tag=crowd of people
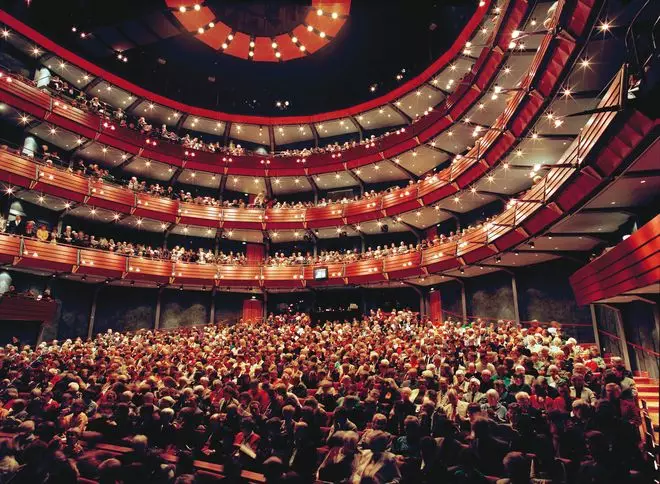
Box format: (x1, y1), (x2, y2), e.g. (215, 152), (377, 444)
(0, 309), (650, 483)
(46, 75), (434, 161)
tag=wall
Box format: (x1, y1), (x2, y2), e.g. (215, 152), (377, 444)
(620, 301), (659, 378)
(465, 271), (514, 321)
(160, 289), (211, 329)
(94, 286), (156, 335)
(0, 271), (94, 342)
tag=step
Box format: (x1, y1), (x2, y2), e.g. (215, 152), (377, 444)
(633, 377), (656, 385)
(636, 383), (659, 390)
(634, 371), (649, 378)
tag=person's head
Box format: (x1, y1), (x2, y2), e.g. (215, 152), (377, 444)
(486, 388), (499, 407)
(605, 382), (621, 401)
(572, 399), (590, 420)
(366, 430), (390, 453)
(503, 451), (532, 481)
(515, 391), (530, 409)
(371, 413), (388, 431)
(571, 373), (585, 388)
(131, 434), (148, 454)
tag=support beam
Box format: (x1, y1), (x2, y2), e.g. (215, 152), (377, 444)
(87, 284), (102, 340)
(217, 173), (228, 202)
(70, 138), (95, 156)
(425, 82), (450, 97)
(309, 124), (320, 149)
(83, 77), (104, 95)
(605, 303), (632, 371)
(578, 207), (637, 217)
(590, 304), (601, 350)
(222, 122), (231, 147)
(388, 103), (412, 125)
(433, 207), (462, 229)
(110, 154), (136, 173)
(427, 143), (457, 158)
(264, 177), (273, 200)
(398, 220), (422, 242)
(345, 169), (365, 195)
(169, 166), (185, 185)
(348, 116), (363, 142)
(174, 113), (188, 134)
(306, 175), (319, 204)
(476, 190), (508, 203)
(391, 160), (419, 182)
(268, 126), (275, 153)
(125, 96), (143, 113)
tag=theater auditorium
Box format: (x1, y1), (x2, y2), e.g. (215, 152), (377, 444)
(0, 0), (658, 482)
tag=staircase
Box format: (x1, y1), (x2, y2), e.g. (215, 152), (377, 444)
(634, 372), (659, 441)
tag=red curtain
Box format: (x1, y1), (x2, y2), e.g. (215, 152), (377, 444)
(245, 243), (264, 264)
(429, 290), (442, 323)
(242, 299), (262, 323)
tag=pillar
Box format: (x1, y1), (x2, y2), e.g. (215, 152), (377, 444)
(611, 304), (632, 371)
(429, 290), (442, 323)
(154, 287), (164, 329)
(87, 285), (102, 339)
(209, 287), (216, 325)
(459, 281), (468, 323)
(511, 272), (520, 325)
(590, 304), (601, 350)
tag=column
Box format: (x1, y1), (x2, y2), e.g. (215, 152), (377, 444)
(590, 304), (601, 350)
(154, 287), (164, 329)
(511, 272), (520, 325)
(429, 290), (443, 323)
(87, 285), (102, 339)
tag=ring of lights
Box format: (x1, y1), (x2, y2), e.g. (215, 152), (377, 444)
(167, 1), (351, 62)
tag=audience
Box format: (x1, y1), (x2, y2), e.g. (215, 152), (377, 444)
(0, 309), (648, 483)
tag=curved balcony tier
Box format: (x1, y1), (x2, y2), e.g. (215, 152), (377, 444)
(2, 72), (653, 290)
(0, 1), (531, 175)
(0, 0), (598, 231)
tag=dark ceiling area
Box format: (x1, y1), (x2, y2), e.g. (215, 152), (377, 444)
(2, 0), (477, 115)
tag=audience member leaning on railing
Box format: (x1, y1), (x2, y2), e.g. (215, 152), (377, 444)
(0, 308), (649, 483)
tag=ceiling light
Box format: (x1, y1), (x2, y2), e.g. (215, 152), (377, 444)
(193, 4), (201, 11)
(198, 27), (204, 34)
(179, 6), (186, 12)
(580, 58), (590, 68)
(291, 36), (297, 43)
(271, 42), (277, 48)
(275, 52), (281, 58)
(307, 25), (313, 32)
(332, 12), (338, 19)
(249, 51), (254, 57)
(249, 41), (255, 47)
(221, 43), (228, 49)
(317, 8), (323, 15)
(299, 45), (306, 51)
(599, 22), (610, 32)
(511, 30), (521, 38)
(32, 47), (41, 56)
(319, 31), (326, 38)
(227, 34), (234, 40)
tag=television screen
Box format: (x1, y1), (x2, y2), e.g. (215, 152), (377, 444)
(313, 267), (328, 280)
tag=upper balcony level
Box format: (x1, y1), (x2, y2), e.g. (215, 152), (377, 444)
(0, 0), (544, 176)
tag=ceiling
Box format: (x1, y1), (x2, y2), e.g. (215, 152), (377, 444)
(3, 0), (478, 115)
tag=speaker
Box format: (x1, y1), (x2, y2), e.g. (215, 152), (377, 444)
(381, 224), (389, 233)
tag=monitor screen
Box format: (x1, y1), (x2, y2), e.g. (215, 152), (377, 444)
(313, 267), (328, 280)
